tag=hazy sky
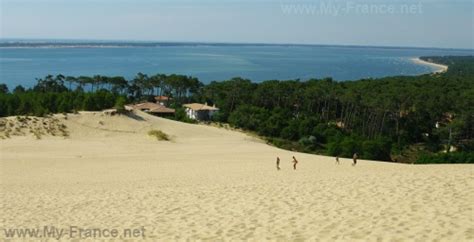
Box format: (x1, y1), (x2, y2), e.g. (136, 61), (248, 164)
(0, 0), (472, 49)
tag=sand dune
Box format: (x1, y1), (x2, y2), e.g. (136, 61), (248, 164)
(1, 111), (473, 241)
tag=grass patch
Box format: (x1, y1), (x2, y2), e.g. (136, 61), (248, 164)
(148, 130), (170, 141)
(0, 117), (69, 139)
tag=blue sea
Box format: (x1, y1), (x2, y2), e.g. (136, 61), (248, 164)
(0, 42), (472, 88)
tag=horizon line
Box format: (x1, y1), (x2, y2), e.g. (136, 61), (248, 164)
(1, 37), (473, 51)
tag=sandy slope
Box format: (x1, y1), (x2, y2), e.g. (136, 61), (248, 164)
(1, 111), (473, 241)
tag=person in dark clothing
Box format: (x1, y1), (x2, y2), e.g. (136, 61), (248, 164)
(352, 153), (358, 166)
(292, 156), (298, 170)
(335, 156), (340, 165)
(276, 157), (281, 170)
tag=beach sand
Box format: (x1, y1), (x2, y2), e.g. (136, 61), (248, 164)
(1, 112), (473, 241)
(412, 57), (449, 74)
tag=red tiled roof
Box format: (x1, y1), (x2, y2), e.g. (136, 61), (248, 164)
(131, 102), (175, 113)
(155, 96), (172, 101)
(183, 103), (219, 111)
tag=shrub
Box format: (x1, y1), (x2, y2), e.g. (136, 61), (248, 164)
(114, 96), (128, 114)
(415, 152), (474, 164)
(267, 137), (306, 152)
(148, 130), (170, 141)
(340, 136), (361, 157)
(327, 140), (342, 156)
(299, 135), (318, 150)
(361, 137), (392, 161)
(280, 120), (300, 141)
(228, 105), (269, 130)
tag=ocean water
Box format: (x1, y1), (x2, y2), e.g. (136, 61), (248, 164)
(0, 44), (472, 88)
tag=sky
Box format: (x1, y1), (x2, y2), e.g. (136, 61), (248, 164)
(0, 0), (473, 49)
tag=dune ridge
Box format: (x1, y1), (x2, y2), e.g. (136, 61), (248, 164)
(1, 111), (473, 241)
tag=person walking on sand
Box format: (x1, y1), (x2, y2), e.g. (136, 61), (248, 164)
(335, 156), (340, 165)
(292, 156), (298, 170)
(276, 157), (281, 170)
(352, 153), (358, 166)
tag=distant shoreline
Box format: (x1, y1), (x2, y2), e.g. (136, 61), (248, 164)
(412, 57), (449, 74)
(1, 40), (473, 52)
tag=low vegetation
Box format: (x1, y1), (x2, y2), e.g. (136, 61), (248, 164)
(0, 116), (69, 139)
(148, 130), (170, 141)
(415, 152), (474, 164)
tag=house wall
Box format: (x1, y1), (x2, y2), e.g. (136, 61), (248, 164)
(209, 110), (217, 119)
(185, 108), (197, 120)
(185, 108), (218, 121)
(196, 111), (210, 120)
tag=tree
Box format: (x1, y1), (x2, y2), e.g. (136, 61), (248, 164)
(33, 75), (68, 92)
(13, 85), (26, 94)
(0, 84), (9, 94)
(82, 95), (96, 111)
(65, 76), (76, 90)
(362, 137), (392, 161)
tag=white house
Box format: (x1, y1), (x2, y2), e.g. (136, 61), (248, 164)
(183, 103), (219, 121)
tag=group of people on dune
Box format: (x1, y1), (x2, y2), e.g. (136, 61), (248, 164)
(335, 153), (358, 166)
(276, 153), (358, 171)
(275, 156), (298, 171)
